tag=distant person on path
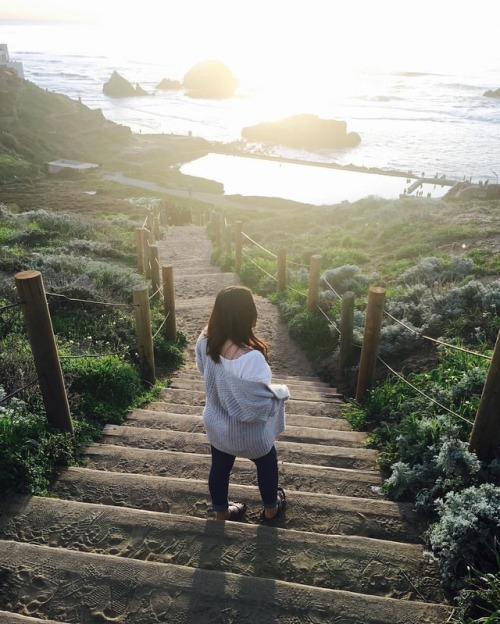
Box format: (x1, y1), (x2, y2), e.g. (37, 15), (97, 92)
(195, 286), (289, 522)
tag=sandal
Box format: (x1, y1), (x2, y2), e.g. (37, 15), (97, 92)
(227, 501), (247, 521)
(260, 487), (286, 523)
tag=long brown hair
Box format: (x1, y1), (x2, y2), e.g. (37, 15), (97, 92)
(205, 286), (268, 363)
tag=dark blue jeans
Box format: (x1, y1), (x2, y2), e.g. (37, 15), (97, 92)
(209, 445), (279, 512)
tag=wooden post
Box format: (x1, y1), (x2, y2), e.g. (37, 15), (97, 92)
(154, 215), (161, 241)
(147, 211), (155, 243)
(469, 329), (500, 461)
(162, 265), (177, 341)
(135, 227), (144, 273)
(141, 228), (151, 279)
(277, 249), (287, 293)
(150, 245), (161, 302)
(235, 221), (243, 272)
(14, 270), (73, 435)
(212, 212), (222, 246)
(307, 255), (322, 313)
(133, 285), (156, 385)
(355, 286), (386, 402)
(224, 221), (232, 252)
(339, 291), (355, 372)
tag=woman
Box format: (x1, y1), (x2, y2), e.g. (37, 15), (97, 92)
(195, 286), (289, 522)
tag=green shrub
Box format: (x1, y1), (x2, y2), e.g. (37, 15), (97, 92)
(0, 392), (76, 495)
(62, 355), (143, 424)
(426, 484), (500, 591)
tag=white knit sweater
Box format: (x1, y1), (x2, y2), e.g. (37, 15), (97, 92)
(195, 334), (289, 459)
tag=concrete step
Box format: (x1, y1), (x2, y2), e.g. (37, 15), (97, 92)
(81, 443), (383, 498)
(124, 411), (368, 447)
(101, 425), (378, 470)
(160, 387), (344, 417)
(0, 496), (445, 603)
(52, 467), (427, 543)
(0, 541), (452, 624)
(130, 406), (353, 431)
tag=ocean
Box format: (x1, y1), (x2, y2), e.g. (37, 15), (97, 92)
(1, 20), (499, 204)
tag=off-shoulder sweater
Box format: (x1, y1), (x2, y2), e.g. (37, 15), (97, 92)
(195, 334), (289, 459)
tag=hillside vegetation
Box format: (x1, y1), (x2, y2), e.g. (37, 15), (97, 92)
(0, 66), (499, 622)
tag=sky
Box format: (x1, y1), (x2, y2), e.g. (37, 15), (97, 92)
(1, 0), (500, 79)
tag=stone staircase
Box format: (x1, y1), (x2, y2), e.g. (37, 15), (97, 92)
(0, 225), (453, 623)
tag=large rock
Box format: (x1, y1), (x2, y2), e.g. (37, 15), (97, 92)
(156, 78), (182, 90)
(484, 88), (500, 98)
(241, 114), (361, 150)
(183, 60), (238, 99)
(103, 71), (149, 98)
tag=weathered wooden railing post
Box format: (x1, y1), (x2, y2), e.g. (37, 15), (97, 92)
(150, 245), (161, 302)
(141, 228), (151, 279)
(224, 220), (232, 252)
(147, 210), (155, 243)
(15, 270), (73, 435)
(133, 285), (156, 385)
(212, 212), (222, 246)
(162, 265), (177, 341)
(339, 291), (355, 372)
(469, 329), (500, 462)
(355, 286), (386, 402)
(135, 227), (145, 273)
(277, 249), (287, 293)
(235, 221), (243, 273)
(307, 255), (322, 313)
(154, 214), (161, 241)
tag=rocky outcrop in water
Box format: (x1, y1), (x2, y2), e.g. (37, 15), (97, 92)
(103, 71), (149, 98)
(156, 78), (182, 90)
(484, 87), (500, 98)
(183, 60), (238, 99)
(241, 114), (361, 150)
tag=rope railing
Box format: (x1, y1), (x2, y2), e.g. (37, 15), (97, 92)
(230, 218), (497, 452)
(241, 232), (277, 258)
(0, 378), (39, 406)
(0, 301), (22, 312)
(46, 292), (133, 308)
(383, 309), (491, 361)
(376, 355), (474, 425)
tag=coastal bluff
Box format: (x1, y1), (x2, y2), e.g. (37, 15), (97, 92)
(242, 113), (361, 150)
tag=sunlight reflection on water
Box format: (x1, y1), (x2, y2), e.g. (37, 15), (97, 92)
(180, 154), (451, 205)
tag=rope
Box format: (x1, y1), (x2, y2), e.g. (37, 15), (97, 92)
(46, 293), (133, 308)
(59, 346), (135, 360)
(287, 258), (309, 268)
(241, 232), (277, 258)
(242, 252), (277, 282)
(0, 301), (22, 312)
(315, 303), (341, 335)
(383, 310), (491, 361)
(285, 284), (308, 298)
(321, 276), (342, 300)
(149, 286), (162, 301)
(376, 355), (474, 425)
(153, 311), (170, 340)
(0, 378), (39, 405)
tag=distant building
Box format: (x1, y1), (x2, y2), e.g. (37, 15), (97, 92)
(0, 44), (24, 78)
(46, 159), (100, 175)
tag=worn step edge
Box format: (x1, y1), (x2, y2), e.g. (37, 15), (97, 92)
(145, 401), (347, 422)
(124, 413), (367, 447)
(53, 467), (427, 543)
(172, 372), (333, 389)
(101, 426), (378, 470)
(0, 541), (452, 624)
(0, 496), (445, 603)
(160, 388), (342, 414)
(170, 379), (343, 401)
(131, 407), (352, 431)
(0, 613), (69, 624)
(81, 443), (383, 498)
